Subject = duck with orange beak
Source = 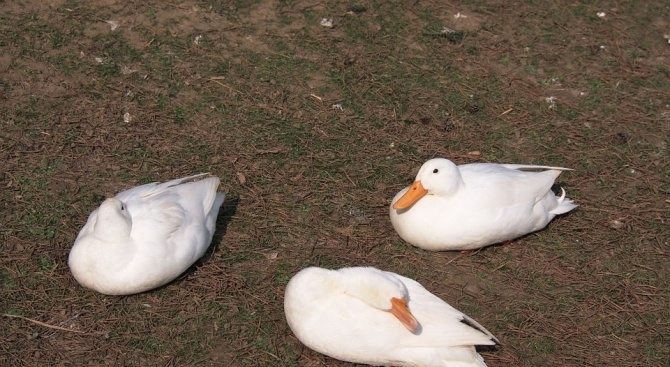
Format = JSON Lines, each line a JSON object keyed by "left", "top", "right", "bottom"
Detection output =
{"left": 390, "top": 158, "right": 577, "bottom": 251}
{"left": 284, "top": 266, "right": 498, "bottom": 366}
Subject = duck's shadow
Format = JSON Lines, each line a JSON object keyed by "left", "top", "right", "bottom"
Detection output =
{"left": 201, "top": 193, "right": 239, "bottom": 263}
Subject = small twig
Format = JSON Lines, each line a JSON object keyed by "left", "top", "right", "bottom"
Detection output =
{"left": 208, "top": 77, "right": 245, "bottom": 95}
{"left": 445, "top": 253, "right": 462, "bottom": 266}
{"left": 3, "top": 313, "right": 85, "bottom": 334}
{"left": 300, "top": 1, "right": 322, "bottom": 11}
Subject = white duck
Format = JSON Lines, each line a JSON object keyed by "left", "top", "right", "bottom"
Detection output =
{"left": 284, "top": 266, "right": 499, "bottom": 367}
{"left": 68, "top": 173, "right": 225, "bottom": 295}
{"left": 390, "top": 158, "right": 577, "bottom": 251}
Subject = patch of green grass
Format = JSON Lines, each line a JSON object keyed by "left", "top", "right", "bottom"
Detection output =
{"left": 494, "top": 307, "right": 526, "bottom": 329}
{"left": 44, "top": 51, "right": 84, "bottom": 76}
{"left": 15, "top": 205, "right": 59, "bottom": 241}
{"left": 642, "top": 335, "right": 668, "bottom": 364}
{"left": 94, "top": 59, "right": 121, "bottom": 78}
{"left": 37, "top": 254, "right": 55, "bottom": 272}
{"left": 129, "top": 336, "right": 162, "bottom": 354}
{"left": 221, "top": 249, "right": 265, "bottom": 265}
{"left": 528, "top": 337, "right": 556, "bottom": 355}
{"left": 625, "top": 47, "right": 648, "bottom": 60}
{"left": 201, "top": 0, "right": 263, "bottom": 19}
{"left": 13, "top": 96, "right": 44, "bottom": 123}
{"left": 172, "top": 106, "right": 188, "bottom": 125}
{"left": 0, "top": 269, "right": 15, "bottom": 289}
{"left": 273, "top": 264, "right": 293, "bottom": 286}
{"left": 340, "top": 16, "right": 371, "bottom": 41}
{"left": 92, "top": 32, "right": 142, "bottom": 61}
{"left": 556, "top": 105, "right": 580, "bottom": 121}
{"left": 5, "top": 14, "right": 72, "bottom": 54}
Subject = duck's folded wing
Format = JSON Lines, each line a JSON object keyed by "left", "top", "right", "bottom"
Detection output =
{"left": 494, "top": 165, "right": 571, "bottom": 205}
{"left": 394, "top": 274, "right": 499, "bottom": 347}
{"left": 115, "top": 173, "right": 213, "bottom": 202}
{"left": 499, "top": 164, "right": 572, "bottom": 172}
{"left": 130, "top": 199, "right": 186, "bottom": 242}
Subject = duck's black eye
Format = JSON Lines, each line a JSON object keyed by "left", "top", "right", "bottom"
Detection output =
{"left": 433, "top": 168, "right": 439, "bottom": 173}
{"left": 121, "top": 205, "right": 125, "bottom": 211}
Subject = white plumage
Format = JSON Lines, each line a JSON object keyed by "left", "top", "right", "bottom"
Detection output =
{"left": 284, "top": 266, "right": 498, "bottom": 367}
{"left": 68, "top": 173, "right": 224, "bottom": 295}
{"left": 390, "top": 158, "right": 577, "bottom": 251}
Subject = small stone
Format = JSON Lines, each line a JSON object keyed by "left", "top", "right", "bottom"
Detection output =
{"left": 609, "top": 220, "right": 625, "bottom": 230}
{"left": 463, "top": 283, "right": 483, "bottom": 297}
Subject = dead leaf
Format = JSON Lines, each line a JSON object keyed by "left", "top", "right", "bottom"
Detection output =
{"left": 236, "top": 172, "right": 246, "bottom": 184}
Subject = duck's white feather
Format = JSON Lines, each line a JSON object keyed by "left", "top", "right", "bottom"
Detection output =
{"left": 390, "top": 159, "right": 577, "bottom": 251}
{"left": 69, "top": 174, "right": 225, "bottom": 295}
{"left": 285, "top": 266, "right": 498, "bottom": 367}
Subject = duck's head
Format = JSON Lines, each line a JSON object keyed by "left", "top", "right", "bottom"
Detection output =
{"left": 93, "top": 198, "right": 132, "bottom": 240}
{"left": 393, "top": 158, "right": 461, "bottom": 210}
{"left": 338, "top": 267, "right": 419, "bottom": 332}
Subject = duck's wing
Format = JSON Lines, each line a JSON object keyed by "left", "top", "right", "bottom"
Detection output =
{"left": 393, "top": 274, "right": 499, "bottom": 347}
{"left": 162, "top": 175, "right": 222, "bottom": 217}
{"left": 458, "top": 164, "right": 565, "bottom": 207}
{"left": 127, "top": 175, "right": 222, "bottom": 253}
{"left": 498, "top": 164, "right": 572, "bottom": 172}
{"left": 115, "top": 174, "right": 221, "bottom": 228}
{"left": 499, "top": 164, "right": 573, "bottom": 205}
{"left": 115, "top": 173, "right": 213, "bottom": 202}
{"left": 130, "top": 199, "right": 186, "bottom": 242}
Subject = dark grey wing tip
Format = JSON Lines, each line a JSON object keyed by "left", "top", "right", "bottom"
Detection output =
{"left": 459, "top": 317, "right": 500, "bottom": 345}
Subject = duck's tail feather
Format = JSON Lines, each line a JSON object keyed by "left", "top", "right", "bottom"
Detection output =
{"left": 459, "top": 316, "right": 500, "bottom": 345}
{"left": 550, "top": 187, "right": 578, "bottom": 215}
{"left": 210, "top": 192, "right": 225, "bottom": 218}
{"left": 147, "top": 174, "right": 224, "bottom": 215}
{"left": 189, "top": 176, "right": 224, "bottom": 215}
{"left": 500, "top": 164, "right": 573, "bottom": 172}
{"left": 166, "top": 173, "right": 214, "bottom": 187}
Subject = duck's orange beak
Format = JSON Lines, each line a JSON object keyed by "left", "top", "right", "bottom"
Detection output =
{"left": 390, "top": 297, "right": 419, "bottom": 332}
{"left": 392, "top": 181, "right": 427, "bottom": 210}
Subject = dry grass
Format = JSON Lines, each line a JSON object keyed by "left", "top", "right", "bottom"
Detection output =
{"left": 1, "top": 0, "right": 669, "bottom": 366}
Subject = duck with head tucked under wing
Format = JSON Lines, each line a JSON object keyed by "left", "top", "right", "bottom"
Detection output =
{"left": 390, "top": 158, "right": 577, "bottom": 251}
{"left": 68, "top": 173, "right": 225, "bottom": 295}
{"left": 284, "top": 266, "right": 499, "bottom": 367}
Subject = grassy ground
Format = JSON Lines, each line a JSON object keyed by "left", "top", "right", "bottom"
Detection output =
{"left": 1, "top": 0, "right": 669, "bottom": 366}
